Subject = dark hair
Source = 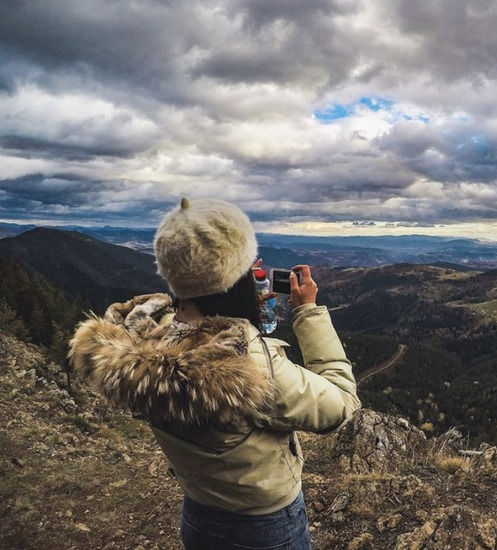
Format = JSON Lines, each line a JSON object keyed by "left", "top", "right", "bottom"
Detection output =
{"left": 189, "top": 270, "right": 262, "bottom": 330}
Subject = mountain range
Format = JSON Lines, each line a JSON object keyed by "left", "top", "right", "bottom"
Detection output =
{"left": 1, "top": 222, "right": 497, "bottom": 269}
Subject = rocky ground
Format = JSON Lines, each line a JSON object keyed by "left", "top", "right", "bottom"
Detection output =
{"left": 1, "top": 332, "right": 496, "bottom": 550}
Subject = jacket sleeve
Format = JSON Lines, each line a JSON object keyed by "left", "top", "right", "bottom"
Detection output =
{"left": 255, "top": 304, "right": 361, "bottom": 433}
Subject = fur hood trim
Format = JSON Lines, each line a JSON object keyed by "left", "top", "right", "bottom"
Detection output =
{"left": 69, "top": 315, "right": 273, "bottom": 426}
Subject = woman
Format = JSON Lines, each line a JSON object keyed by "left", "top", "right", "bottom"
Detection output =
{"left": 69, "top": 197, "right": 361, "bottom": 549}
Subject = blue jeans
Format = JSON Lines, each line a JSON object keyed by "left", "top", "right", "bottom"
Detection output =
{"left": 181, "top": 491, "right": 312, "bottom": 549}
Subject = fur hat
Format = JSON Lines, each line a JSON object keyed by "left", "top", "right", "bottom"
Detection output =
{"left": 154, "top": 197, "right": 258, "bottom": 298}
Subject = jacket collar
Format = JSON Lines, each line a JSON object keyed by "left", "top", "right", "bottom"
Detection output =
{"left": 69, "top": 313, "right": 274, "bottom": 427}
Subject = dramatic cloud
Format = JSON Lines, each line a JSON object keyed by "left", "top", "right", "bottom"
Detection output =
{"left": 1, "top": 0, "right": 496, "bottom": 235}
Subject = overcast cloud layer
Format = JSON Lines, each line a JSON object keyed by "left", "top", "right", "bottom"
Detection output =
{"left": 1, "top": 0, "right": 496, "bottom": 234}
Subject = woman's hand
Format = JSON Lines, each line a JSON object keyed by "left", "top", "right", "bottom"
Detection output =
{"left": 289, "top": 265, "right": 318, "bottom": 308}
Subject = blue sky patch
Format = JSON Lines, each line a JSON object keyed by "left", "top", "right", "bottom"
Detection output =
{"left": 359, "top": 96, "right": 394, "bottom": 111}
{"left": 313, "top": 104, "right": 353, "bottom": 122}
{"left": 314, "top": 96, "right": 433, "bottom": 125}
{"left": 404, "top": 113, "right": 430, "bottom": 123}
{"left": 314, "top": 95, "right": 394, "bottom": 123}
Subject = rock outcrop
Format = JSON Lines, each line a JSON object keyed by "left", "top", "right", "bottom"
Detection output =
{"left": 318, "top": 409, "right": 428, "bottom": 474}
{"left": 303, "top": 409, "right": 497, "bottom": 549}
{"left": 395, "top": 506, "right": 497, "bottom": 550}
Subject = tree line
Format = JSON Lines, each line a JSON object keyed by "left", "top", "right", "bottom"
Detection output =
{"left": 0, "top": 261, "right": 87, "bottom": 389}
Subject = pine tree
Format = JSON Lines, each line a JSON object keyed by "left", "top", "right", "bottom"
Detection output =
{"left": 0, "top": 299, "right": 30, "bottom": 341}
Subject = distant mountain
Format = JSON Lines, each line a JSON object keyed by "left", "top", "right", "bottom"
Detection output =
{"left": 60, "top": 225, "right": 157, "bottom": 254}
{"left": 2, "top": 222, "right": 497, "bottom": 269}
{"left": 431, "top": 261, "right": 478, "bottom": 273}
{"left": 0, "top": 228, "right": 167, "bottom": 312}
{"left": 0, "top": 222, "right": 37, "bottom": 239}
{"left": 257, "top": 233, "right": 497, "bottom": 270}
{"left": 312, "top": 263, "right": 497, "bottom": 310}
{"left": 0, "top": 222, "right": 157, "bottom": 253}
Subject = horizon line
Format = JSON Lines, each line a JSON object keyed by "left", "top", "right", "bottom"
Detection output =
{"left": 1, "top": 218, "right": 497, "bottom": 243}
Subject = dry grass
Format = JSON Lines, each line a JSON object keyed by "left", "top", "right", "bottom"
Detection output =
{"left": 472, "top": 299, "right": 497, "bottom": 320}
{"left": 433, "top": 455, "right": 470, "bottom": 475}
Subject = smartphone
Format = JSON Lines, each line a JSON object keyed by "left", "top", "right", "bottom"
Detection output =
{"left": 270, "top": 268, "right": 301, "bottom": 294}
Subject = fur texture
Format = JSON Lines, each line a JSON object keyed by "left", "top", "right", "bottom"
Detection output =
{"left": 154, "top": 198, "right": 258, "bottom": 298}
{"left": 69, "top": 313, "right": 273, "bottom": 427}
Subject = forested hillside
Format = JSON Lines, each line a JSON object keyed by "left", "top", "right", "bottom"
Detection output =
{"left": 309, "top": 264, "right": 497, "bottom": 443}
{"left": 0, "top": 261, "right": 85, "bottom": 369}
{"left": 0, "top": 229, "right": 166, "bottom": 392}
{"left": 0, "top": 228, "right": 167, "bottom": 312}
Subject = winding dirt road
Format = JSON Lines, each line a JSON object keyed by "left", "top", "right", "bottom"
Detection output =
{"left": 357, "top": 344, "right": 407, "bottom": 386}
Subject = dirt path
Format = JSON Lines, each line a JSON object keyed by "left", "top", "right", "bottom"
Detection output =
{"left": 357, "top": 344, "right": 407, "bottom": 386}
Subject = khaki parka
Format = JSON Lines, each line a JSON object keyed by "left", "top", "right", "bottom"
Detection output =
{"left": 69, "top": 294, "right": 360, "bottom": 515}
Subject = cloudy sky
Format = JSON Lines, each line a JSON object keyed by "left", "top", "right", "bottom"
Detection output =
{"left": 1, "top": 0, "right": 497, "bottom": 238}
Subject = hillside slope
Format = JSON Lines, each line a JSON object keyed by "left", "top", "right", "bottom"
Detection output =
{"left": 0, "top": 228, "right": 167, "bottom": 312}
{"left": 310, "top": 264, "right": 497, "bottom": 443}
